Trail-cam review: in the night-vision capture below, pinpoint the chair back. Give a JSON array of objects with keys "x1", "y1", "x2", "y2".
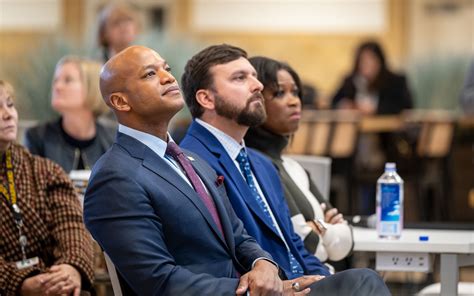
[
  {"x1": 104, "y1": 252, "x2": 123, "y2": 296},
  {"x1": 404, "y1": 110, "x2": 456, "y2": 158},
  {"x1": 287, "y1": 110, "x2": 359, "y2": 158},
  {"x1": 286, "y1": 155, "x2": 332, "y2": 200},
  {"x1": 103, "y1": 252, "x2": 137, "y2": 295}
]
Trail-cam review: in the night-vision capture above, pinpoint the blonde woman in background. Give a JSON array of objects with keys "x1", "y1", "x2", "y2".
[{"x1": 25, "y1": 56, "x2": 114, "y2": 173}]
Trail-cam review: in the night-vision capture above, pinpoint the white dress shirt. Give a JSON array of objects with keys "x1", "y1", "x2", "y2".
[{"x1": 118, "y1": 124, "x2": 193, "y2": 188}]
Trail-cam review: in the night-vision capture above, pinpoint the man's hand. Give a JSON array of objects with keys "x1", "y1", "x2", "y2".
[
  {"x1": 283, "y1": 275, "x2": 325, "y2": 295},
  {"x1": 236, "y1": 259, "x2": 283, "y2": 295},
  {"x1": 20, "y1": 274, "x2": 48, "y2": 296},
  {"x1": 321, "y1": 203, "x2": 344, "y2": 225},
  {"x1": 42, "y1": 264, "x2": 82, "y2": 296}
]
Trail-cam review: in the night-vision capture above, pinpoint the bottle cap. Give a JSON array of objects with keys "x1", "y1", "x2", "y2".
[{"x1": 385, "y1": 162, "x2": 396, "y2": 172}]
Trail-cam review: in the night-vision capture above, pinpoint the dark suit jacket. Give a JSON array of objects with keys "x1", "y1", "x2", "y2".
[
  {"x1": 84, "y1": 132, "x2": 272, "y2": 295},
  {"x1": 331, "y1": 73, "x2": 413, "y2": 115},
  {"x1": 181, "y1": 121, "x2": 330, "y2": 279}
]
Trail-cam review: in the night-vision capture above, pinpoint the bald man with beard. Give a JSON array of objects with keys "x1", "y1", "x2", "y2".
[{"x1": 83, "y1": 46, "x2": 320, "y2": 296}]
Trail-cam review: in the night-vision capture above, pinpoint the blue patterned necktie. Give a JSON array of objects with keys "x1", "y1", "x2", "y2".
[{"x1": 236, "y1": 148, "x2": 304, "y2": 276}]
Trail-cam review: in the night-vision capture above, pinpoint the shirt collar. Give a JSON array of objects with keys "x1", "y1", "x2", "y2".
[
  {"x1": 195, "y1": 118, "x2": 247, "y2": 160},
  {"x1": 118, "y1": 124, "x2": 174, "y2": 158}
]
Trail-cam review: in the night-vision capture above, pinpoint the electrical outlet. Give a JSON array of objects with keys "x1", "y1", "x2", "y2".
[{"x1": 376, "y1": 252, "x2": 431, "y2": 272}]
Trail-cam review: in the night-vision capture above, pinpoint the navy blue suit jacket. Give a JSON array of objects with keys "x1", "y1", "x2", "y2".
[
  {"x1": 181, "y1": 121, "x2": 330, "y2": 279},
  {"x1": 84, "y1": 132, "x2": 272, "y2": 295}
]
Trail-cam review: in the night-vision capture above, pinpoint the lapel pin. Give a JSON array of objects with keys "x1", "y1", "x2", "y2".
[
  {"x1": 187, "y1": 156, "x2": 195, "y2": 161},
  {"x1": 216, "y1": 175, "x2": 225, "y2": 186}
]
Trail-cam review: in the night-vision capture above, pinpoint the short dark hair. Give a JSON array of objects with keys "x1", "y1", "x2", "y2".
[
  {"x1": 249, "y1": 56, "x2": 303, "y2": 99},
  {"x1": 181, "y1": 44, "x2": 247, "y2": 118}
]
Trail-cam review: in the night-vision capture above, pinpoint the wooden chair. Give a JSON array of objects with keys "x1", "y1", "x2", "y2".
[
  {"x1": 286, "y1": 110, "x2": 359, "y2": 214},
  {"x1": 404, "y1": 110, "x2": 456, "y2": 221},
  {"x1": 287, "y1": 110, "x2": 359, "y2": 158}
]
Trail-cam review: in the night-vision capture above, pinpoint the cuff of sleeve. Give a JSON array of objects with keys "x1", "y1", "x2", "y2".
[
  {"x1": 303, "y1": 231, "x2": 320, "y2": 254},
  {"x1": 251, "y1": 258, "x2": 287, "y2": 280},
  {"x1": 251, "y1": 257, "x2": 278, "y2": 270},
  {"x1": 322, "y1": 224, "x2": 354, "y2": 261}
]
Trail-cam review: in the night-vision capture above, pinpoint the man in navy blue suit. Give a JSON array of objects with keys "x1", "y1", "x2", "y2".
[
  {"x1": 180, "y1": 44, "x2": 391, "y2": 295},
  {"x1": 83, "y1": 45, "x2": 321, "y2": 295}
]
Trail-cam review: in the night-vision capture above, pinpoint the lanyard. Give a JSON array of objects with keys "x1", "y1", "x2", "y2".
[
  {"x1": 0, "y1": 149, "x2": 17, "y2": 205},
  {"x1": 1, "y1": 148, "x2": 28, "y2": 261}
]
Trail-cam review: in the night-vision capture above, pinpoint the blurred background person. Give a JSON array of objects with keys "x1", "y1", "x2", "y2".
[
  {"x1": 24, "y1": 56, "x2": 114, "y2": 173},
  {"x1": 246, "y1": 56, "x2": 353, "y2": 265},
  {"x1": 331, "y1": 41, "x2": 413, "y2": 115},
  {"x1": 330, "y1": 42, "x2": 415, "y2": 215},
  {"x1": 0, "y1": 80, "x2": 94, "y2": 296},
  {"x1": 301, "y1": 83, "x2": 319, "y2": 110},
  {"x1": 460, "y1": 59, "x2": 474, "y2": 115},
  {"x1": 97, "y1": 2, "x2": 140, "y2": 62}
]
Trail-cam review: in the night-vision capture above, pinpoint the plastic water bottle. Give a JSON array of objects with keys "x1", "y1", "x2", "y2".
[{"x1": 376, "y1": 162, "x2": 403, "y2": 239}]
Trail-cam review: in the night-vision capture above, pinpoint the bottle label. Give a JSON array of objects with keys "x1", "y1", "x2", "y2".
[{"x1": 381, "y1": 184, "x2": 400, "y2": 222}]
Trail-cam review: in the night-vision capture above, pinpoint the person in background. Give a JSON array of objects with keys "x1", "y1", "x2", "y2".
[
  {"x1": 331, "y1": 41, "x2": 414, "y2": 214},
  {"x1": 0, "y1": 80, "x2": 94, "y2": 296},
  {"x1": 331, "y1": 41, "x2": 413, "y2": 115},
  {"x1": 245, "y1": 56, "x2": 353, "y2": 264},
  {"x1": 180, "y1": 44, "x2": 390, "y2": 295},
  {"x1": 25, "y1": 56, "x2": 114, "y2": 173},
  {"x1": 300, "y1": 83, "x2": 318, "y2": 110},
  {"x1": 460, "y1": 59, "x2": 474, "y2": 115},
  {"x1": 97, "y1": 2, "x2": 140, "y2": 62}
]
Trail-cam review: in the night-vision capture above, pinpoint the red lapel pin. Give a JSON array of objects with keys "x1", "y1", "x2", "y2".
[{"x1": 216, "y1": 175, "x2": 224, "y2": 186}]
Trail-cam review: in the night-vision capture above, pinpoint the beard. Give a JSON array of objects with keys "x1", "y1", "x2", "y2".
[{"x1": 214, "y1": 92, "x2": 267, "y2": 127}]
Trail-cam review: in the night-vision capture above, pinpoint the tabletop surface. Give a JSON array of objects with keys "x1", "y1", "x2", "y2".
[{"x1": 353, "y1": 227, "x2": 474, "y2": 253}]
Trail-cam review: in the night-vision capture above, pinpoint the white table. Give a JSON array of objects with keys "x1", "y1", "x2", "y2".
[{"x1": 352, "y1": 227, "x2": 474, "y2": 296}]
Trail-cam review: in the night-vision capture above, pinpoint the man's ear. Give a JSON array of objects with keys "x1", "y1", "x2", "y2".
[
  {"x1": 195, "y1": 89, "x2": 215, "y2": 111},
  {"x1": 109, "y1": 93, "x2": 131, "y2": 112}
]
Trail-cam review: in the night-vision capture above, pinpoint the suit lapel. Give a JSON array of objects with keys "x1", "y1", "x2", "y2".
[
  {"x1": 116, "y1": 133, "x2": 228, "y2": 247},
  {"x1": 188, "y1": 122, "x2": 282, "y2": 238},
  {"x1": 190, "y1": 158, "x2": 235, "y2": 252}
]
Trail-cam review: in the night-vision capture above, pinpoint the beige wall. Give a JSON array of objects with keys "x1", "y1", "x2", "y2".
[
  {"x1": 1, "y1": 0, "x2": 409, "y2": 105},
  {"x1": 0, "y1": 0, "x2": 85, "y2": 64},
  {"x1": 170, "y1": 0, "x2": 409, "y2": 106}
]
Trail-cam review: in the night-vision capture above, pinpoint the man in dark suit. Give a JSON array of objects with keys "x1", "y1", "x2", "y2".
[
  {"x1": 83, "y1": 45, "x2": 320, "y2": 295},
  {"x1": 180, "y1": 44, "x2": 391, "y2": 295}
]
